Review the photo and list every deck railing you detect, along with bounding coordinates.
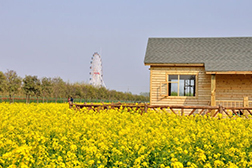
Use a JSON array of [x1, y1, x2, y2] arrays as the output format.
[[216, 97, 252, 108], [69, 103, 252, 118], [216, 100, 243, 107]]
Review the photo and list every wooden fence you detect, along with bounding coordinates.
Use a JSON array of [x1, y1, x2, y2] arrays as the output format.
[[69, 103, 252, 118]]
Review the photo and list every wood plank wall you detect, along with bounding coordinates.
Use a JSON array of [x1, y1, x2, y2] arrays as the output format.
[[216, 74, 252, 101], [150, 66, 211, 106]]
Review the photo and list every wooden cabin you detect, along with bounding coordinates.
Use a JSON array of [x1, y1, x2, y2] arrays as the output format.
[[144, 37, 252, 107]]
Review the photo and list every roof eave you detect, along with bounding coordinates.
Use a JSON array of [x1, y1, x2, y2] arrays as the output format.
[[206, 71, 252, 75], [144, 63, 204, 67]]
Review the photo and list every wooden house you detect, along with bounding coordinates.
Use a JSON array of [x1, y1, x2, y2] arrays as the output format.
[[144, 37, 252, 107]]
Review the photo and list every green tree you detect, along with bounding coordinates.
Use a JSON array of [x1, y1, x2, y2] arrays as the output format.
[[81, 84, 89, 100], [52, 77, 66, 103], [74, 83, 82, 98], [140, 92, 150, 98], [85, 84, 96, 100], [98, 87, 108, 100], [23, 75, 40, 103], [34, 77, 41, 103], [41, 77, 53, 103], [1, 69, 150, 103], [5, 70, 22, 103], [0, 71, 7, 93], [65, 82, 72, 99], [108, 90, 116, 101]]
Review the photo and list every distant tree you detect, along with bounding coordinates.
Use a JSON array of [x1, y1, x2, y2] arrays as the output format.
[[34, 77, 41, 103], [108, 90, 117, 101], [140, 92, 150, 98], [23, 75, 34, 103], [0, 71, 7, 93], [1, 69, 149, 103], [136, 95, 149, 102], [52, 77, 66, 102], [5, 70, 22, 103], [81, 84, 89, 100], [98, 87, 108, 100], [65, 82, 72, 99], [74, 83, 82, 98], [23, 75, 41, 103], [86, 84, 96, 100], [125, 92, 134, 101], [41, 77, 53, 103]]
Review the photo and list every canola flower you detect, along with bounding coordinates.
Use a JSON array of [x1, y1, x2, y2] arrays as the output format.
[[0, 103, 252, 167]]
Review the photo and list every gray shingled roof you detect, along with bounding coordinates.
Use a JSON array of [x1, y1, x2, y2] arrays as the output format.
[[144, 37, 252, 71]]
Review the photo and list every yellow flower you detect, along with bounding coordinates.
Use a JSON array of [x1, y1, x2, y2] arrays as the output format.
[[214, 160, 224, 167], [88, 160, 95, 165], [0, 103, 252, 167], [171, 161, 184, 168], [70, 144, 77, 152]]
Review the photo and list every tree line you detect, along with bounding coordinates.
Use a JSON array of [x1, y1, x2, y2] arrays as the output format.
[[0, 70, 149, 103]]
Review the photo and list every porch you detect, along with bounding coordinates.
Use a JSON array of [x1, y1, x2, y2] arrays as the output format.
[[210, 74, 252, 108]]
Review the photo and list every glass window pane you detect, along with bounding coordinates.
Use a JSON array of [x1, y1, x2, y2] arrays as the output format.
[[169, 83, 178, 96], [169, 75, 178, 82], [179, 79, 185, 96], [179, 75, 195, 96]]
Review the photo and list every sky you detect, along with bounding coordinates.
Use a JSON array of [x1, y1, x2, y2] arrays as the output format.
[[1, 0, 252, 94]]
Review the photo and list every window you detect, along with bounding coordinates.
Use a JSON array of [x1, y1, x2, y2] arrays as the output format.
[[161, 74, 196, 97]]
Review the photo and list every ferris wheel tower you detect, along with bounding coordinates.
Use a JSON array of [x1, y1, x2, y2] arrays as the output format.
[[89, 52, 106, 88]]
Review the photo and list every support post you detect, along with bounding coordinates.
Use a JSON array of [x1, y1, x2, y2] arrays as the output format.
[[144, 103, 148, 113], [219, 105, 223, 114], [211, 74, 216, 115], [181, 108, 184, 116], [243, 97, 249, 116]]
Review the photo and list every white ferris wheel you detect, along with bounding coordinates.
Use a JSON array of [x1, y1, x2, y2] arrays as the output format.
[[89, 52, 106, 88]]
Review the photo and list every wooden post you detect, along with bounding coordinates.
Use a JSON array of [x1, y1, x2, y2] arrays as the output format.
[[211, 74, 216, 116], [243, 97, 249, 107], [181, 108, 184, 116], [211, 74, 216, 106], [243, 97, 249, 116], [219, 105, 223, 114], [144, 103, 148, 113], [149, 68, 152, 105], [216, 105, 223, 118]]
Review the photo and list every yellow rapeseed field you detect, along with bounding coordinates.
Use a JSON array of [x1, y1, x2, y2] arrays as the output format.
[[0, 103, 252, 168]]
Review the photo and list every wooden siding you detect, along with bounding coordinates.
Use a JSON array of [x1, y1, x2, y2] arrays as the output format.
[[216, 74, 252, 101], [150, 66, 211, 106]]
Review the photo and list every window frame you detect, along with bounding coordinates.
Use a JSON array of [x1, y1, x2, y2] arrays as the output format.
[[160, 72, 198, 98]]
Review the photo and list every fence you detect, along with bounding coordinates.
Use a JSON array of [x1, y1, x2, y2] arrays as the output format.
[[70, 103, 252, 118], [0, 95, 141, 104]]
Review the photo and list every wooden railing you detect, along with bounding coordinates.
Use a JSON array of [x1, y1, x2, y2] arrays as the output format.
[[69, 103, 252, 118], [216, 100, 243, 107], [216, 97, 252, 108]]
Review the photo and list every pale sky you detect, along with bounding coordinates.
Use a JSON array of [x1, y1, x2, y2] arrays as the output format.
[[1, 0, 252, 94]]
